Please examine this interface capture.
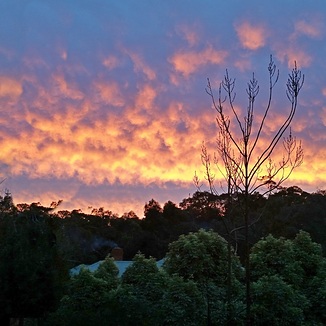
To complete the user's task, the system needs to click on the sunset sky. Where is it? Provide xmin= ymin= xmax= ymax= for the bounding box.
xmin=0 ymin=0 xmax=325 ymax=217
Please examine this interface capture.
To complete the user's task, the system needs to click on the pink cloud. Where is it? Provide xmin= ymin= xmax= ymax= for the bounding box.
xmin=52 ymin=73 xmax=84 ymax=100
xmin=275 ymin=47 xmax=312 ymax=68
xmin=321 ymin=107 xmax=326 ymax=127
xmin=135 ymin=84 xmax=157 ymax=110
xmin=235 ymin=22 xmax=267 ymax=50
xmin=176 ymin=25 xmax=199 ymax=46
xmin=322 ymin=88 xmax=326 ymax=97
xmin=60 ymin=50 xmax=67 ymax=61
xmin=169 ymin=45 xmax=227 ymax=76
xmin=93 ymin=80 xmax=125 ymax=106
xmin=0 ymin=76 xmax=23 ymax=98
xmin=294 ymin=19 xmax=323 ymax=39
xmin=127 ymin=51 xmax=156 ymax=80
xmin=234 ymin=58 xmax=252 ymax=72
xmin=102 ymin=55 xmax=120 ymax=70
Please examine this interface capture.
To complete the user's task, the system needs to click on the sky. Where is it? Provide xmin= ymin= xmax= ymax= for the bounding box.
xmin=0 ymin=0 xmax=325 ymax=217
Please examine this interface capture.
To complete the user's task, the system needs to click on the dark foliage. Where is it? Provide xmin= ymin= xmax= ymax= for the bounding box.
xmin=0 ymin=186 xmax=325 ymax=323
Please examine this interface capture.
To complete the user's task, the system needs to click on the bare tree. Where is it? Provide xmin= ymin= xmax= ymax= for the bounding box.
xmin=201 ymin=56 xmax=304 ymax=325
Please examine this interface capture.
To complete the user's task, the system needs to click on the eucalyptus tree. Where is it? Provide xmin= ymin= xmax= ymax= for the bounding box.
xmin=250 ymin=231 xmax=326 ymax=324
xmin=202 ymin=56 xmax=304 ymax=324
xmin=164 ymin=229 xmax=244 ymax=325
xmin=0 ymin=203 xmax=66 ymax=324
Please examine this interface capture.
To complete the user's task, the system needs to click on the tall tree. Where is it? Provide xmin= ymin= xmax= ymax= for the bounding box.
xmin=0 ymin=203 xmax=67 ymax=324
xmin=204 ymin=56 xmax=304 ymax=324
xmin=164 ymin=229 xmax=244 ymax=325
xmin=250 ymin=231 xmax=326 ymax=324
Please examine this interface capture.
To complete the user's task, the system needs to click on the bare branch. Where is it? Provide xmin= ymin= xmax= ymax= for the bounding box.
xmin=249 ymin=55 xmax=279 ymax=160
xmin=248 ymin=63 xmax=304 ymax=184
xmin=193 ymin=171 xmax=203 ymax=192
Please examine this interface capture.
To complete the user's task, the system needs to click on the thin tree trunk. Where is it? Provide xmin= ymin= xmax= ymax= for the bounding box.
xmin=227 ymin=237 xmax=232 ymax=323
xmin=244 ymin=191 xmax=251 ymax=326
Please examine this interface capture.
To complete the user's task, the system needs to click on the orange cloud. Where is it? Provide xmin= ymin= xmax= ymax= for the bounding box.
xmin=135 ymin=84 xmax=157 ymax=110
xmin=0 ymin=64 xmax=323 ymax=215
xmin=0 ymin=87 xmax=323 ymax=215
xmin=9 ymin=95 xmax=205 ymax=186
xmin=52 ymin=73 xmax=84 ymax=100
xmin=1 ymin=1 xmax=324 ymax=219
xmin=73 ymin=197 xmax=147 ymax=218
xmin=93 ymin=80 xmax=125 ymax=106
xmin=198 ymin=126 xmax=324 ymax=196
xmin=127 ymin=51 xmax=156 ymax=80
xmin=235 ymin=22 xmax=267 ymax=50
xmin=0 ymin=76 xmax=23 ymax=98
xmin=169 ymin=45 xmax=227 ymax=76
xmin=289 ymin=143 xmax=326 ymax=185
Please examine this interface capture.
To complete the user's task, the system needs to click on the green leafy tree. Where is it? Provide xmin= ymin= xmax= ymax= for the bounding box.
xmin=93 ymin=255 xmax=119 ymax=289
xmin=306 ymin=263 xmax=326 ymax=324
xmin=0 ymin=205 xmax=67 ymax=323
xmin=113 ymin=253 xmax=205 ymax=325
xmin=250 ymin=234 xmax=303 ymax=285
xmin=251 ymin=275 xmax=308 ymax=325
xmin=118 ymin=253 xmax=166 ymax=325
xmin=45 ymin=268 xmax=109 ymax=326
xmin=45 ymin=256 xmax=119 ymax=326
xmin=292 ymin=231 xmax=326 ymax=324
xmin=164 ymin=229 xmax=244 ymax=325
xmin=160 ymin=274 xmax=205 ymax=326
xmin=250 ymin=232 xmax=326 ymax=324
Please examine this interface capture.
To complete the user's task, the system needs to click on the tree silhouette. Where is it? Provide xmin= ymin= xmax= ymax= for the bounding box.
xmin=202 ymin=56 xmax=304 ymax=324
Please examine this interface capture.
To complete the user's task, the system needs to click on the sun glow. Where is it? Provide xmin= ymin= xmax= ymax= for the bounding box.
xmin=0 ymin=1 xmax=324 ymax=215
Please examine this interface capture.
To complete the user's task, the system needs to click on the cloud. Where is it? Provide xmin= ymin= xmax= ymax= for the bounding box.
xmin=321 ymin=107 xmax=326 ymax=126
xmin=127 ymin=51 xmax=156 ymax=81
xmin=322 ymin=88 xmax=326 ymax=97
xmin=135 ymin=84 xmax=157 ymax=110
xmin=0 ymin=52 xmax=319 ymax=209
xmin=234 ymin=58 xmax=252 ymax=71
xmin=293 ymin=19 xmax=323 ymax=39
xmin=176 ymin=24 xmax=199 ymax=46
xmin=235 ymin=22 xmax=267 ymax=50
xmin=275 ymin=46 xmax=312 ymax=68
xmin=102 ymin=55 xmax=120 ymax=70
xmin=93 ymin=80 xmax=125 ymax=106
xmin=60 ymin=50 xmax=67 ymax=61
xmin=0 ymin=0 xmax=325 ymax=216
xmin=169 ymin=45 xmax=227 ymax=76
xmin=0 ymin=76 xmax=208 ymax=189
xmin=272 ymin=18 xmax=320 ymax=69
xmin=52 ymin=73 xmax=84 ymax=100
xmin=0 ymin=76 xmax=23 ymax=98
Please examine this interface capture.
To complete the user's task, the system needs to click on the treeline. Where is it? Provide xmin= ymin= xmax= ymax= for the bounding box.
xmin=0 ymin=186 xmax=325 ymax=324
xmin=36 ymin=185 xmax=326 ymax=265
xmin=44 ymin=230 xmax=326 ymax=325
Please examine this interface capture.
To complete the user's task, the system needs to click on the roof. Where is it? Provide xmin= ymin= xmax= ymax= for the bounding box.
xmin=70 ymin=259 xmax=165 ymax=277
